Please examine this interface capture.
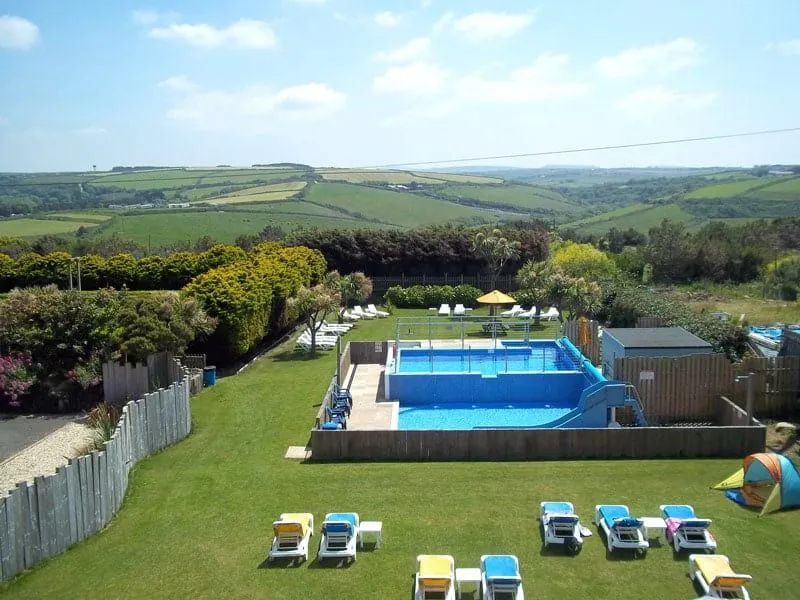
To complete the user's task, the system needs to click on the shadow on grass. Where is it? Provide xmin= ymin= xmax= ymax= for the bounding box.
xmin=536 ymin=519 xmax=583 ymax=558
xmin=271 ymin=349 xmax=333 ymax=363
xmin=258 ymin=557 xmax=306 ymax=569
xmin=308 ymin=556 xmax=355 ymax=569
xmin=595 ymin=527 xmax=647 ymax=561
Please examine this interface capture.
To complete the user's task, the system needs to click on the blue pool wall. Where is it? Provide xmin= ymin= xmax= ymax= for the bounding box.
xmin=387 ymin=337 xmax=629 ymax=428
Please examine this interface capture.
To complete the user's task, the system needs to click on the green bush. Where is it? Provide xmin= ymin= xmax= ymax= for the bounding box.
xmin=384 ymin=284 xmax=482 ymax=308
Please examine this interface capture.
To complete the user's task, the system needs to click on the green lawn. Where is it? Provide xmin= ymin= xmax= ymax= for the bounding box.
xmin=306 ymin=182 xmax=497 ymax=227
xmin=2 ymin=309 xmax=798 ymax=599
xmin=563 ymin=203 xmax=696 ymax=234
xmin=0 ymin=218 xmax=101 ymax=237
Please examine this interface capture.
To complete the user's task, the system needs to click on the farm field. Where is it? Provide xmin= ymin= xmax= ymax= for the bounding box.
xmin=442 ymin=183 xmax=580 ymax=213
xmin=193 ymin=182 xmax=307 ymax=206
xmin=0 ymin=218 xmax=101 ymax=237
xmin=563 ymin=203 xmax=696 ymax=234
xmin=2 ymin=312 xmax=797 ymax=600
xmin=306 ymin=182 xmax=497 ymax=227
xmin=40 ymin=212 xmax=112 ymax=223
xmin=317 ymin=169 xmax=449 ymax=185
xmin=411 ymin=171 xmax=504 ymax=184
xmin=686 ymin=176 xmax=789 ymax=199
xmin=93 ymin=209 xmax=371 ymax=246
xmin=753 ymin=177 xmax=800 ymax=200
xmin=87 ymin=168 xmax=305 ymax=190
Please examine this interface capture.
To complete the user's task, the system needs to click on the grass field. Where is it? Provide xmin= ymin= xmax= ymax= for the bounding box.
xmin=40 ymin=212 xmax=112 ymax=223
xmin=752 ymin=177 xmax=800 ymax=200
xmin=306 ymin=182 xmax=497 ymax=226
xmin=442 ymin=184 xmax=579 ymax=213
xmin=563 ymin=203 xmax=696 ymax=234
xmin=88 ymin=168 xmax=304 ymax=191
xmin=411 ymin=171 xmax=504 ymax=184
xmin=1 ymin=310 xmax=797 ymax=600
xmin=94 ymin=209 xmax=371 ymax=246
xmin=672 ymin=283 xmax=800 ymax=325
xmin=317 ymin=170 xmax=449 ymax=185
xmin=686 ymin=177 xmax=790 ymax=199
xmin=0 ymin=218 xmax=101 ymax=237
xmin=193 ymin=182 xmax=307 ymax=206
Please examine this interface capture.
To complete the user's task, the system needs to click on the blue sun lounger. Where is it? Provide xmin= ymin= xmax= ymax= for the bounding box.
xmin=540 ymin=501 xmax=584 ymax=554
xmin=318 ymin=512 xmax=359 ymax=562
xmin=481 ymin=555 xmax=524 ymax=600
xmin=660 ymin=504 xmax=717 ymax=553
xmin=594 ymin=504 xmax=648 ymax=555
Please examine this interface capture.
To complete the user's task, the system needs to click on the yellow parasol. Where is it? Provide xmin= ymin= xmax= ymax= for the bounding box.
xmin=477 ymin=290 xmax=516 ymax=316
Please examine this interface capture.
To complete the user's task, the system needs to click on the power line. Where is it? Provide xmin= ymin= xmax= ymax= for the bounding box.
xmin=362 ymin=126 xmax=800 ymax=169
xmin=2 ymin=126 xmax=799 ymax=187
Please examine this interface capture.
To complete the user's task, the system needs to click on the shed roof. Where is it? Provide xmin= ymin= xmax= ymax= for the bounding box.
xmin=604 ymin=327 xmax=712 ymax=349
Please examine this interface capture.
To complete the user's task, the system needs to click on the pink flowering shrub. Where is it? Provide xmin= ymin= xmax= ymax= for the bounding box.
xmin=0 ymin=354 xmax=35 ymax=409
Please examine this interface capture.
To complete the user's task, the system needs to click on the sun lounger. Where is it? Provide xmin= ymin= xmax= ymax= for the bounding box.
xmin=594 ymin=504 xmax=648 ymax=555
xmin=415 ymin=555 xmax=456 ymax=600
xmin=481 ymin=555 xmax=524 ymax=600
xmin=341 ymin=310 xmax=360 ymax=321
xmin=367 ymin=304 xmax=389 ymax=317
xmin=689 ymin=554 xmax=751 ymax=599
xmin=268 ymin=513 xmax=314 ymax=562
xmin=438 ymin=303 xmax=451 ymax=316
xmin=453 ymin=303 xmax=466 ymax=316
xmin=517 ymin=307 xmax=537 ymax=318
xmin=540 ymin=501 xmax=584 ymax=554
xmin=660 ymin=504 xmax=717 ymax=553
xmin=316 ymin=320 xmax=353 ymax=331
xmin=540 ymin=307 xmax=560 ymax=321
xmin=318 ymin=512 xmax=360 ymax=562
xmin=500 ymin=305 xmax=523 ymax=317
xmin=352 ymin=306 xmax=376 ymax=319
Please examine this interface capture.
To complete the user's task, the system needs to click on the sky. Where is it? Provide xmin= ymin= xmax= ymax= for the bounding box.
xmin=0 ymin=0 xmax=799 ymax=172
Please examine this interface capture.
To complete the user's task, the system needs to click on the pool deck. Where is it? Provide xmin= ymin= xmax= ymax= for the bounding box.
xmin=343 ymin=364 xmax=396 ymax=430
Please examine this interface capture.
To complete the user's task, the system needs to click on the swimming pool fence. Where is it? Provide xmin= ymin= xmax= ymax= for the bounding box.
xmin=0 ymin=369 xmax=198 ymax=582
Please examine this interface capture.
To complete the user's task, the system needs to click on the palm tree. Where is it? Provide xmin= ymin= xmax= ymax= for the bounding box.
xmin=472 ymin=228 xmax=521 ymax=289
xmin=515 ymin=260 xmax=551 ymax=325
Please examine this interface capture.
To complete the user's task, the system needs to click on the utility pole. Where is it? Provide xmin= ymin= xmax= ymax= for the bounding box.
xmin=735 ymin=372 xmax=756 ymax=424
xmin=77 ymin=257 xmax=82 ymax=291
xmin=68 ymin=261 xmax=74 ymax=290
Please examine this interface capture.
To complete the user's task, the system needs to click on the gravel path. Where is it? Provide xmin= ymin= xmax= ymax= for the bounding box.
xmin=0 ymin=422 xmax=94 ymax=496
xmin=0 ymin=414 xmax=84 ymax=461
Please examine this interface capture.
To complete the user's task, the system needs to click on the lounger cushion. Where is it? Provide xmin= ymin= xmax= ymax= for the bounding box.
xmin=599 ymin=505 xmax=630 ymax=524
xmin=322 ymin=522 xmax=352 ymax=534
xmin=679 ymin=519 xmax=712 ymax=529
xmin=662 ymin=505 xmax=695 ymax=519
xmin=482 ymin=555 xmax=519 ymax=580
xmin=612 ymin=517 xmax=643 ymax=529
xmin=542 ymin=501 xmax=573 ymax=514
xmin=325 ymin=513 xmax=358 ymax=528
xmin=695 ymin=555 xmax=751 ymax=587
xmin=274 ymin=513 xmax=312 ymax=537
xmin=321 ymin=422 xmax=342 ymax=430
xmin=419 ymin=555 xmax=453 ymax=579
xmin=550 ymin=515 xmax=579 ymax=525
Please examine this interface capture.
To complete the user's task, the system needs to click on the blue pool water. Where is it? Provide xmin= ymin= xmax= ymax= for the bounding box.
xmin=399 ymin=402 xmax=573 ymax=429
xmin=397 ymin=345 xmax=577 ymax=375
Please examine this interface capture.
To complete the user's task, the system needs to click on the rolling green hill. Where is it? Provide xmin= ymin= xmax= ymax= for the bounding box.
xmin=440 ymin=183 xmax=580 ymax=215
xmin=88 ymin=168 xmax=305 ymax=190
xmin=563 ymin=203 xmax=697 ymax=234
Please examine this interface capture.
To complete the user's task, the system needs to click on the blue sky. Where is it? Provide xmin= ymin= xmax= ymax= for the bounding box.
xmin=0 ymin=0 xmax=799 ymax=171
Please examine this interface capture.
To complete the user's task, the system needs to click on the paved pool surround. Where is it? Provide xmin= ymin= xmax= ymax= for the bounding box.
xmin=386 ymin=338 xmax=628 ymax=429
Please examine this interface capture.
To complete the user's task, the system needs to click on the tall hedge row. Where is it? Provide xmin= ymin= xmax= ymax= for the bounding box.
xmin=0 ymin=244 xmax=247 ymax=291
xmin=184 ymin=244 xmax=325 ymax=361
xmin=384 ymin=284 xmax=483 ymax=308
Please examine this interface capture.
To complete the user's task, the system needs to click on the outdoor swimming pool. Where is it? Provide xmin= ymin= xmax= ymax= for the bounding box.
xmin=387 ymin=338 xmax=639 ymax=430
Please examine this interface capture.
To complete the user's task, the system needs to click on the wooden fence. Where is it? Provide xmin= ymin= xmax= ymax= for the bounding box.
xmin=311 ymin=422 xmax=765 ymax=461
xmin=371 ymin=274 xmax=517 ymax=293
xmin=0 ymin=372 xmax=198 ymax=582
xmin=614 ymin=355 xmax=800 ymax=424
xmin=562 ymin=319 xmax=600 ymax=365
xmin=102 ymin=353 xmax=204 ymax=405
xmin=636 ymin=317 xmax=665 ymax=328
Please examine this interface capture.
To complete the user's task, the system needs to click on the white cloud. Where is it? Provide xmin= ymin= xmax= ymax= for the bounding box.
xmin=456 ymin=53 xmax=588 ymax=103
xmin=131 ymin=10 xmax=161 ymax=25
xmin=596 ymin=38 xmax=702 ymax=78
xmin=372 ymin=61 xmax=449 ymax=96
xmin=374 ymin=38 xmax=431 ymax=63
xmin=0 ymin=15 xmax=40 ymax=50
xmin=163 ymin=82 xmax=346 ymax=132
xmin=766 ymin=39 xmax=800 ymax=55
xmin=432 ymin=11 xmax=454 ymax=34
xmin=616 ymin=86 xmax=717 ymax=116
xmin=373 ymin=11 xmax=402 ymax=28
xmin=452 ymin=11 xmax=534 ymax=42
xmin=73 ymin=126 xmax=108 ymax=136
xmin=149 ymin=19 xmax=277 ymax=49
xmin=157 ymin=75 xmax=197 ymax=91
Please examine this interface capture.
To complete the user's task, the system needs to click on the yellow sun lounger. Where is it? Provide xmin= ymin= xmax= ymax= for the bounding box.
xmin=268 ymin=513 xmax=314 ymax=563
xmin=689 ymin=554 xmax=752 ymax=599
xmin=415 ymin=555 xmax=455 ymax=600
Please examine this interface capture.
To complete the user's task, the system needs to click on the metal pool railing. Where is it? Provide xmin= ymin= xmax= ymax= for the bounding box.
xmin=409 ymin=345 xmax=571 ymax=374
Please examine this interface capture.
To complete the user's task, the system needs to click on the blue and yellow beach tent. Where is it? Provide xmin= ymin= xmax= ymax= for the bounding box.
xmin=713 ymin=453 xmax=800 ymax=516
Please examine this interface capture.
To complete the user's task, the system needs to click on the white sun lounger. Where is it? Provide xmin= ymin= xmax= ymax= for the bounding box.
xmin=660 ymin=504 xmax=717 ymax=553
xmin=352 ymin=305 xmax=376 ymax=319
xmin=517 ymin=307 xmax=538 ymax=318
xmin=438 ymin=304 xmax=451 ymax=316
xmin=415 ymin=555 xmax=456 ymax=600
xmin=268 ymin=513 xmax=314 ymax=563
xmin=341 ymin=310 xmax=360 ymax=321
xmin=540 ymin=501 xmax=584 ymax=554
xmin=481 ymin=554 xmax=524 ymax=600
xmin=689 ymin=554 xmax=751 ymax=599
xmin=367 ymin=304 xmax=389 ymax=317
xmin=316 ymin=320 xmax=353 ymax=331
xmin=318 ymin=512 xmax=360 ymax=562
xmin=500 ymin=305 xmax=523 ymax=317
xmin=453 ymin=303 xmax=466 ymax=316
xmin=540 ymin=307 xmax=560 ymax=321
xmin=594 ymin=504 xmax=648 ymax=555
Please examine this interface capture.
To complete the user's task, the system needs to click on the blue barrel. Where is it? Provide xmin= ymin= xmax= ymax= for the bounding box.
xmin=203 ymin=366 xmax=217 ymax=386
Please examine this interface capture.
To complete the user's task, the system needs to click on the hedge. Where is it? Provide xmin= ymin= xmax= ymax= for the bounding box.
xmin=384 ymin=284 xmax=483 ymax=308
xmin=0 ymin=244 xmax=248 ymax=292
xmin=184 ymin=244 xmax=326 ymax=361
